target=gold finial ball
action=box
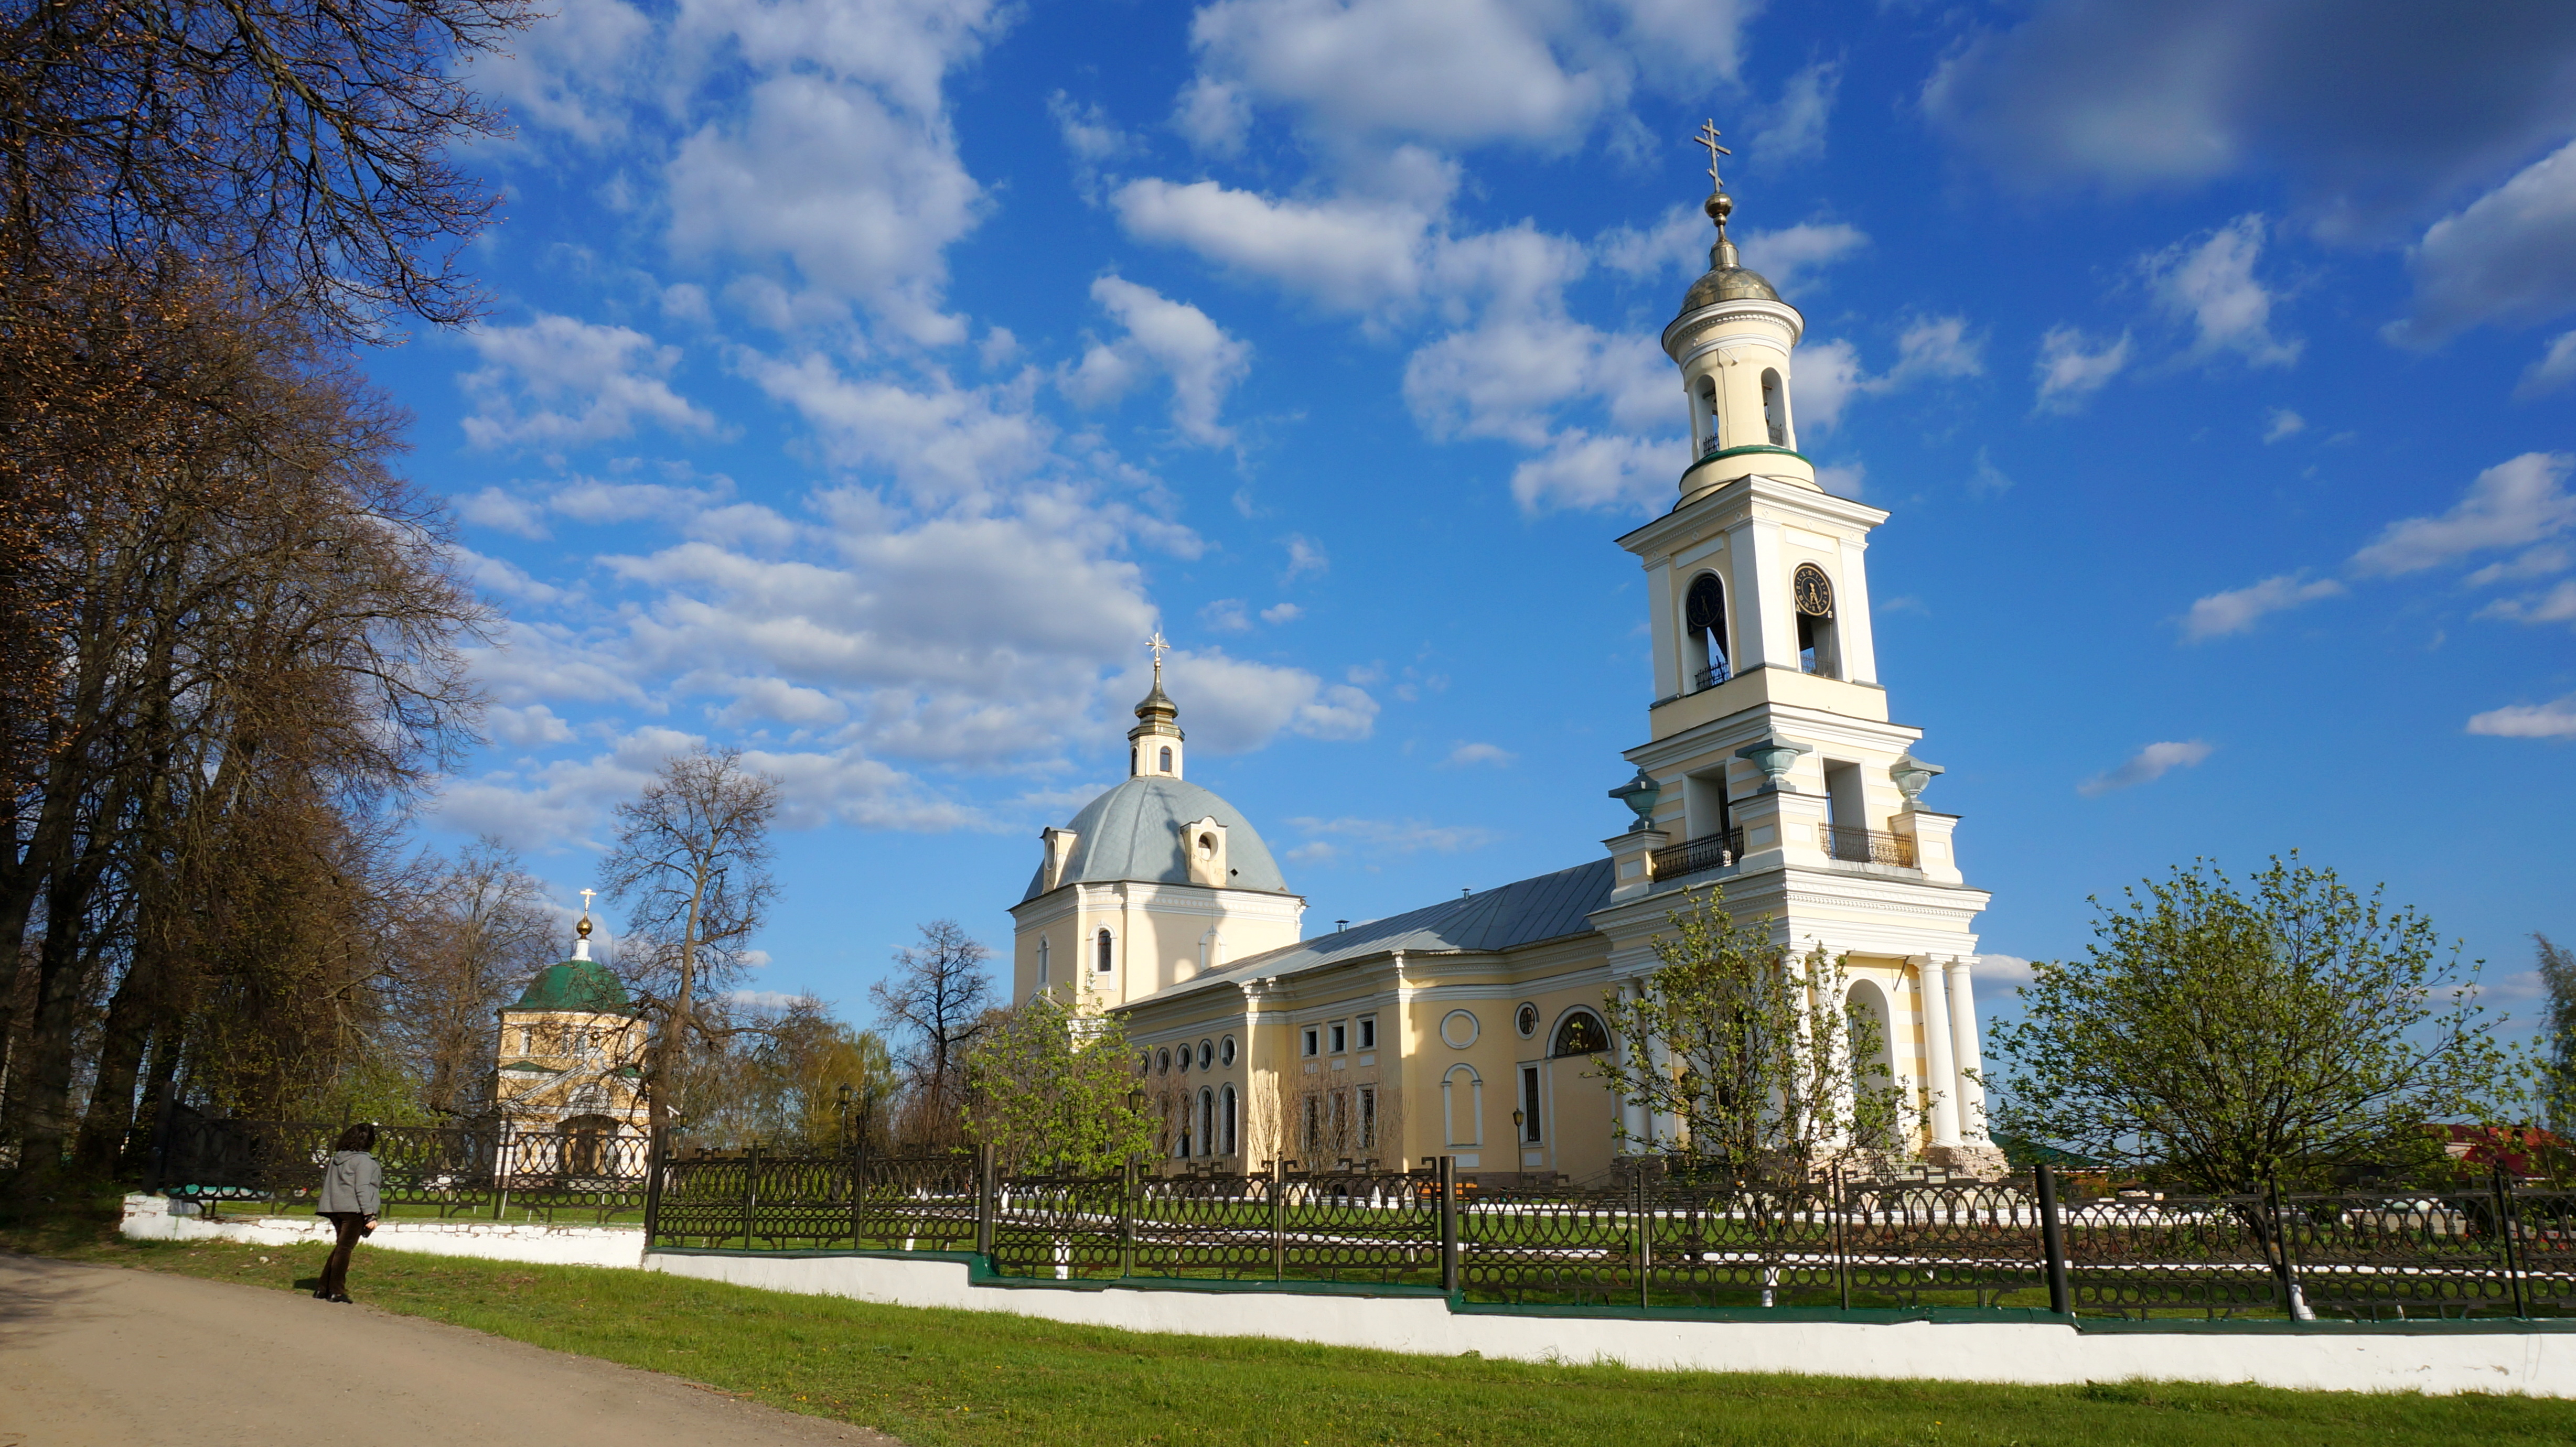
[576,915,593,938]
[1704,190,1733,225]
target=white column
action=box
[1834,534,1880,685]
[1731,518,1787,671]
[1945,958,1990,1143]
[1615,980,1648,1150]
[1913,955,1961,1148]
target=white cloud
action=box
[2464,545,2572,588]
[2079,740,2215,797]
[2262,407,2306,443]
[1443,742,1514,767]
[465,0,652,146]
[1113,178,1432,316]
[1284,814,1497,858]
[1883,316,1985,385]
[2390,137,2576,346]
[1147,649,1379,749]
[2182,573,2344,640]
[1067,277,1253,445]
[2148,214,2301,367]
[458,486,552,538]
[2033,326,2132,412]
[1049,90,1129,166]
[1968,448,2013,498]
[1794,339,1865,430]
[1970,953,2037,986]
[1786,318,1982,436]
[2348,452,2576,576]
[1172,74,1253,155]
[1815,462,1866,500]
[2518,330,2576,399]
[458,315,717,450]
[2467,695,2576,739]
[743,354,1051,506]
[1757,59,1840,162]
[1282,534,1329,581]
[1596,203,1707,283]
[1736,221,1869,296]
[2478,578,2576,627]
[1199,598,1251,633]
[1509,430,1671,513]
[488,703,579,747]
[1260,602,1303,624]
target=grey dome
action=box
[1021,776,1293,902]
[1678,263,1780,312]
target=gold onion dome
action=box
[1679,185,1779,313]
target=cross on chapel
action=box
[1692,119,1730,190]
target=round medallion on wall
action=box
[1793,563,1834,617]
[1439,1010,1479,1050]
[1515,1002,1540,1038]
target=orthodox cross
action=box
[578,886,596,919]
[1692,119,1730,190]
[1146,630,1171,685]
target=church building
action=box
[1010,137,2004,1183]
[495,907,649,1172]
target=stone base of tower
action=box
[1926,1142,2011,1182]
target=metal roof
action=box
[1020,775,1293,901]
[1132,858,1615,1006]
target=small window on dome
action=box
[1160,746,1173,773]
[1197,832,1216,860]
[1694,374,1719,457]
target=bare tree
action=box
[388,838,558,1118]
[599,746,782,1138]
[870,921,995,1147]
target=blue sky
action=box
[396,0,2576,1037]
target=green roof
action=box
[500,1060,556,1074]
[511,959,635,1014]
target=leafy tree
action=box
[600,745,782,1137]
[1988,857,2514,1194]
[1594,888,1902,1179]
[961,990,1154,1174]
[2538,933,2576,1135]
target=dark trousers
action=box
[319,1212,366,1298]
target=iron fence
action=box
[1826,825,1918,867]
[642,1150,2576,1320]
[144,1108,650,1221]
[1649,830,1743,880]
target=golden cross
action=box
[1692,119,1730,190]
[578,887,596,918]
[1146,630,1171,684]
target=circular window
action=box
[1439,1009,1479,1050]
[1197,1040,1214,1070]
[1219,1036,1237,1066]
[1516,1002,1540,1038]
[1157,1048,1172,1074]
[1177,1045,1190,1074]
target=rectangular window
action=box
[1357,1016,1376,1050]
[1359,1087,1377,1150]
[1521,1066,1543,1142]
[1301,1027,1319,1057]
[1329,1021,1347,1054]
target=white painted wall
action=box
[119,1193,645,1269]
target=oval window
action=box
[1157,1048,1172,1074]
[1515,1002,1540,1038]
[1219,1036,1237,1066]
[1197,1040,1214,1070]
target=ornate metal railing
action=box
[1693,662,1731,691]
[144,1109,652,1221]
[1826,825,1917,867]
[1649,829,1743,880]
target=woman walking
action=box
[314,1123,381,1303]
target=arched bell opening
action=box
[1684,573,1730,690]
[1761,368,1789,449]
[1692,374,1720,457]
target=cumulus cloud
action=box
[2182,573,2344,640]
[2079,740,2215,797]
[1148,649,1379,749]
[2348,452,2576,576]
[742,353,1051,506]
[1114,178,1433,315]
[1922,0,2576,237]
[1791,318,1983,435]
[1756,59,1840,163]
[2148,215,2301,367]
[2467,695,2576,739]
[2389,137,2576,347]
[2478,579,2576,627]
[1737,221,1869,296]
[2516,330,2576,399]
[2033,326,2133,412]
[1065,277,1253,445]
[458,315,718,450]
[1970,953,2038,986]
[1260,602,1303,624]
[2262,407,2306,442]
[1443,742,1514,767]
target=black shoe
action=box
[329,1293,354,1303]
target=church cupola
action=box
[1662,121,1819,504]
[1128,630,1185,779]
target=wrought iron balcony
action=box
[1826,826,1917,868]
[1693,661,1731,691]
[1649,829,1743,880]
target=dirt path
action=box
[0,1254,900,1447]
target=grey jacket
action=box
[316,1149,381,1216]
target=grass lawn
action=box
[7,1207,2573,1445]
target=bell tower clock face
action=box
[1792,563,1834,617]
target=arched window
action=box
[1221,1085,1239,1156]
[1160,745,1173,773]
[1442,1065,1482,1146]
[1196,831,1216,860]
[1761,368,1788,448]
[1199,1088,1215,1158]
[1684,573,1728,689]
[1036,935,1049,985]
[1551,1009,1610,1058]
[1847,980,1900,1151]
[1157,1047,1171,1074]
[1694,375,1719,456]
[1793,563,1838,678]
[1097,928,1114,973]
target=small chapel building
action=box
[495,911,648,1173]
[1010,149,2004,1183]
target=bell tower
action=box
[1591,124,2004,1176]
